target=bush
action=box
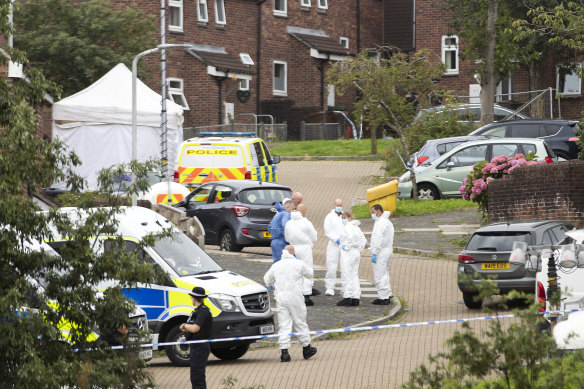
[459,154,544,219]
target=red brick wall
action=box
[488,161,584,227]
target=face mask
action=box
[335,206,343,213]
[371,213,377,221]
[342,219,348,225]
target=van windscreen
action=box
[181,145,244,168]
[153,232,223,276]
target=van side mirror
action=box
[272,155,281,164]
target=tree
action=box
[1,2,161,385]
[441,0,523,125]
[327,48,445,199]
[13,0,156,97]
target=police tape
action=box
[106,307,584,351]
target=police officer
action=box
[180,286,213,389]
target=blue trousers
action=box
[271,238,287,262]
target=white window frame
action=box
[273,60,287,96]
[274,0,287,16]
[557,62,582,96]
[168,0,183,32]
[442,35,459,75]
[197,0,208,23]
[167,78,189,110]
[239,53,254,66]
[301,0,311,7]
[318,0,328,10]
[496,75,512,102]
[340,37,349,49]
[239,79,249,91]
[215,0,226,25]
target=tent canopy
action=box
[53,63,184,128]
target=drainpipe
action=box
[357,0,361,52]
[256,0,266,115]
[216,77,226,124]
[318,59,326,110]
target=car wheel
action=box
[462,292,482,309]
[416,183,440,200]
[165,324,190,367]
[219,229,243,252]
[211,344,250,360]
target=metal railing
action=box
[183,123,287,142]
[300,122,343,141]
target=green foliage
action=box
[268,138,395,157]
[0,6,160,383]
[14,0,156,96]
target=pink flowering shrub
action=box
[459,154,545,218]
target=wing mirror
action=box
[272,155,281,164]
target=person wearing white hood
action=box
[264,245,317,362]
[285,204,318,306]
[323,199,344,296]
[337,212,367,306]
[369,204,395,305]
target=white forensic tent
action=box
[52,63,184,190]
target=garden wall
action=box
[488,160,584,227]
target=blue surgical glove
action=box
[371,254,377,264]
[336,238,341,245]
[342,245,347,251]
[267,285,274,291]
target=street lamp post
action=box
[131,43,194,206]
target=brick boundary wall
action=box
[488,160,584,227]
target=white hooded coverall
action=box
[264,250,314,350]
[340,220,367,299]
[369,211,394,299]
[285,211,318,296]
[323,210,344,293]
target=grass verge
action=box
[352,198,477,219]
[269,139,397,157]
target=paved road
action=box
[148,161,503,388]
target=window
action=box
[509,124,538,138]
[520,143,537,156]
[189,185,213,205]
[318,0,327,10]
[492,143,520,158]
[557,63,582,95]
[213,185,233,203]
[273,61,287,96]
[239,79,249,91]
[496,76,512,102]
[340,37,349,49]
[481,125,507,137]
[215,0,226,24]
[274,0,287,16]
[301,0,310,7]
[440,144,487,168]
[197,0,208,22]
[327,84,335,107]
[253,142,267,166]
[442,35,458,75]
[239,53,254,66]
[167,78,189,110]
[169,0,183,31]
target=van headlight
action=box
[208,295,241,312]
[399,172,412,183]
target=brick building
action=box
[133,0,383,139]
[384,0,584,120]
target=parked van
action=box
[47,206,274,366]
[174,136,280,189]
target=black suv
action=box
[469,119,580,160]
[457,220,575,309]
[174,180,292,251]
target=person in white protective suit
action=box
[369,204,394,305]
[337,212,367,306]
[284,204,318,306]
[264,245,317,362]
[323,199,344,296]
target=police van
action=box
[174,135,280,189]
[47,206,274,366]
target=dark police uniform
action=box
[186,303,213,389]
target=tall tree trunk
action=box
[480,0,499,126]
[371,125,377,154]
[528,61,545,119]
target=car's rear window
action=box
[238,188,292,205]
[466,232,532,252]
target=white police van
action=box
[47,206,275,366]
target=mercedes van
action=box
[47,206,274,366]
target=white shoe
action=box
[325,289,334,296]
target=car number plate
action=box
[260,324,274,334]
[481,262,510,270]
[263,231,271,238]
[139,349,153,360]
